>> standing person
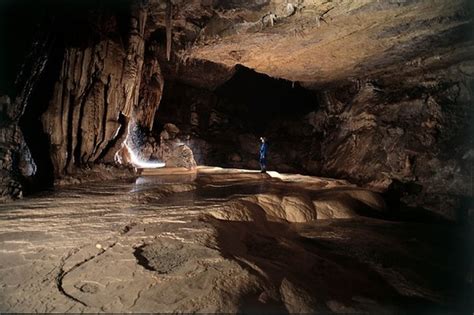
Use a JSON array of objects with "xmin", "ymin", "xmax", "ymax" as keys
[{"xmin": 259, "ymin": 137, "xmax": 268, "ymax": 173}]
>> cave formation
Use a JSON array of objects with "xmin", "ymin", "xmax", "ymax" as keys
[{"xmin": 0, "ymin": 0, "xmax": 473, "ymax": 313}]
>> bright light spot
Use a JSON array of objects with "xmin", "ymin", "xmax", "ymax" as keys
[
  {"xmin": 125, "ymin": 141, "xmax": 165, "ymax": 169},
  {"xmin": 118, "ymin": 122, "xmax": 165, "ymax": 169}
]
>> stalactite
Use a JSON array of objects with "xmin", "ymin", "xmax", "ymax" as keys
[
  {"xmin": 165, "ymin": 0, "xmax": 172, "ymax": 61},
  {"xmin": 135, "ymin": 50, "xmax": 164, "ymax": 130}
]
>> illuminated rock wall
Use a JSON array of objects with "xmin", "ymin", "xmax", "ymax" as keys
[{"xmin": 40, "ymin": 1, "xmax": 164, "ymax": 176}]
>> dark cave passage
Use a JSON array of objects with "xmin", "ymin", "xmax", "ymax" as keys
[{"xmin": 213, "ymin": 65, "xmax": 317, "ymax": 133}]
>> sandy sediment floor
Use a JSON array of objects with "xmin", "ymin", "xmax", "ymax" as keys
[{"xmin": 0, "ymin": 167, "xmax": 471, "ymax": 313}]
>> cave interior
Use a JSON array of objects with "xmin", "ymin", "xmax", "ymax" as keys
[{"xmin": 0, "ymin": 0, "xmax": 473, "ymax": 313}]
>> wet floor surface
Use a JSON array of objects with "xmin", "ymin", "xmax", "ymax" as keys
[{"xmin": 0, "ymin": 170, "xmax": 472, "ymax": 313}]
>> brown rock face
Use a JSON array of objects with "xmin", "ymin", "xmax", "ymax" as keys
[
  {"xmin": 187, "ymin": 0, "xmax": 473, "ymax": 84},
  {"xmin": 41, "ymin": 39, "xmax": 128, "ymax": 176},
  {"xmin": 0, "ymin": 96, "xmax": 35, "ymax": 200},
  {"xmin": 314, "ymin": 71, "xmax": 473, "ymax": 218},
  {"xmin": 0, "ymin": 1, "xmax": 171, "ymax": 197},
  {"xmin": 39, "ymin": 1, "xmax": 164, "ymax": 177},
  {"xmin": 136, "ymin": 43, "xmax": 164, "ymax": 129},
  {"xmin": 158, "ymin": 123, "xmax": 197, "ymax": 169}
]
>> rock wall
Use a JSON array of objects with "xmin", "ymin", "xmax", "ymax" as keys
[
  {"xmin": 32, "ymin": 0, "xmax": 170, "ymax": 181},
  {"xmin": 1, "ymin": 0, "xmax": 168, "ymax": 198},
  {"xmin": 41, "ymin": 1, "xmax": 152, "ymax": 177},
  {"xmin": 0, "ymin": 96, "xmax": 36, "ymax": 200},
  {"xmin": 0, "ymin": 17, "xmax": 51, "ymax": 199},
  {"xmin": 313, "ymin": 66, "xmax": 473, "ymax": 219}
]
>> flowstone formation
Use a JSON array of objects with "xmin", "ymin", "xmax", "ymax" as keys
[
  {"xmin": 41, "ymin": 1, "xmax": 156, "ymax": 176},
  {"xmin": 1, "ymin": 0, "xmax": 165, "ymax": 194}
]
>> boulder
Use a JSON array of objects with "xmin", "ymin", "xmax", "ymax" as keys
[{"xmin": 164, "ymin": 144, "xmax": 197, "ymax": 169}]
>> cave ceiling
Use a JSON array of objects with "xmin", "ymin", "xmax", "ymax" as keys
[{"xmin": 147, "ymin": 0, "xmax": 473, "ymax": 86}]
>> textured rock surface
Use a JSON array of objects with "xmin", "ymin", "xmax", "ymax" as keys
[
  {"xmin": 187, "ymin": 0, "xmax": 473, "ymax": 84},
  {"xmin": 0, "ymin": 17, "xmax": 51, "ymax": 198},
  {"xmin": 41, "ymin": 2, "xmax": 152, "ymax": 177},
  {"xmin": 157, "ymin": 123, "xmax": 197, "ymax": 169},
  {"xmin": 312, "ymin": 70, "xmax": 474, "ymax": 218},
  {"xmin": 0, "ymin": 127, "xmax": 36, "ymax": 200}
]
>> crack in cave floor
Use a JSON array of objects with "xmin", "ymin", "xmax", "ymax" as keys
[{"xmin": 0, "ymin": 167, "xmax": 471, "ymax": 313}]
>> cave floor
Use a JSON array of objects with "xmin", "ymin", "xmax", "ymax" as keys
[{"xmin": 0, "ymin": 167, "xmax": 471, "ymax": 313}]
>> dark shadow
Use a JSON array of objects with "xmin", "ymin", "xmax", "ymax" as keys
[
  {"xmin": 0, "ymin": 0, "xmax": 131, "ymax": 95},
  {"xmin": 203, "ymin": 212, "xmax": 472, "ymax": 314},
  {"xmin": 18, "ymin": 42, "xmax": 63, "ymax": 192},
  {"xmin": 215, "ymin": 65, "xmax": 316, "ymax": 134},
  {"xmin": 133, "ymin": 245, "xmax": 156, "ymax": 272},
  {"xmin": 381, "ymin": 180, "xmax": 461, "ymax": 224}
]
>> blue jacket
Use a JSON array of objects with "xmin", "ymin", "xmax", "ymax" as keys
[{"xmin": 260, "ymin": 142, "xmax": 268, "ymax": 159}]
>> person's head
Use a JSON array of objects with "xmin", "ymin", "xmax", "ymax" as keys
[{"xmin": 260, "ymin": 137, "xmax": 265, "ymax": 143}]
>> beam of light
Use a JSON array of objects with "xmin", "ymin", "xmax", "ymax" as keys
[
  {"xmin": 124, "ymin": 141, "xmax": 165, "ymax": 168},
  {"xmin": 120, "ymin": 123, "xmax": 165, "ymax": 168}
]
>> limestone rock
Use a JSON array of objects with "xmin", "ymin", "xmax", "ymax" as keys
[
  {"xmin": 0, "ymin": 96, "xmax": 36, "ymax": 200},
  {"xmin": 40, "ymin": 2, "xmax": 160, "ymax": 177},
  {"xmin": 158, "ymin": 124, "xmax": 197, "ymax": 169},
  {"xmin": 187, "ymin": 0, "xmax": 473, "ymax": 85},
  {"xmin": 162, "ymin": 123, "xmax": 180, "ymax": 139}
]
